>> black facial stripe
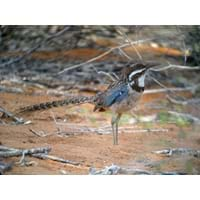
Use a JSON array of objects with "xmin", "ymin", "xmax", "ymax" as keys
[
  {"xmin": 129, "ymin": 73, "xmax": 145, "ymax": 92},
  {"xmin": 131, "ymin": 84, "xmax": 144, "ymax": 92}
]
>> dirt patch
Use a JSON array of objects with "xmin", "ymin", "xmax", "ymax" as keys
[
  {"xmin": 0, "ymin": 27, "xmax": 200, "ymax": 174},
  {"xmin": 1, "ymin": 89, "xmax": 199, "ymax": 174}
]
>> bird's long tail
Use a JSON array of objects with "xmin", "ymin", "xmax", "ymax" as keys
[{"xmin": 16, "ymin": 96, "xmax": 96, "ymax": 114}]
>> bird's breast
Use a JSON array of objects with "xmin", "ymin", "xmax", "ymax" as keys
[{"xmin": 110, "ymin": 90, "xmax": 142, "ymax": 114}]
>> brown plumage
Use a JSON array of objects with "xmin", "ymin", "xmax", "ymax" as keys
[
  {"xmin": 15, "ymin": 63, "xmax": 152, "ymax": 145},
  {"xmin": 16, "ymin": 96, "xmax": 96, "ymax": 114}
]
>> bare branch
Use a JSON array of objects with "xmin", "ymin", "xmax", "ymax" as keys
[
  {"xmin": 0, "ymin": 145, "xmax": 79, "ymax": 167},
  {"xmin": 111, "ymin": 72, "xmax": 120, "ymax": 80},
  {"xmin": 16, "ymin": 151, "xmax": 37, "ymax": 166},
  {"xmin": 0, "ymin": 146, "xmax": 51, "ymax": 158},
  {"xmin": 0, "ymin": 161, "xmax": 13, "ymax": 174},
  {"xmin": 149, "ymin": 75, "xmax": 171, "ymax": 92},
  {"xmin": 98, "ymin": 71, "xmax": 117, "ymax": 81},
  {"xmin": 118, "ymin": 47, "xmax": 133, "ymax": 60},
  {"xmin": 58, "ymin": 38, "xmax": 153, "ymax": 74},
  {"xmin": 89, "ymin": 164, "xmax": 186, "ymax": 175},
  {"xmin": 117, "ymin": 28, "xmax": 143, "ymax": 61},
  {"xmin": 151, "ymin": 64, "xmax": 200, "ymax": 72},
  {"xmin": 29, "ymin": 129, "xmax": 49, "ymax": 137},
  {"xmin": 149, "ymin": 75, "xmax": 200, "ymax": 113},
  {"xmin": 0, "ymin": 106, "xmax": 26, "ymax": 124},
  {"xmin": 53, "ymin": 122, "xmax": 168, "ymax": 135},
  {"xmin": 32, "ymin": 154, "xmax": 80, "ymax": 166},
  {"xmin": 147, "ymin": 75, "xmax": 195, "ymax": 106},
  {"xmin": 153, "ymin": 148, "xmax": 200, "ymax": 158},
  {"xmin": 144, "ymin": 84, "xmax": 200, "ymax": 94},
  {"xmin": 0, "ymin": 85, "xmax": 23, "ymax": 93}
]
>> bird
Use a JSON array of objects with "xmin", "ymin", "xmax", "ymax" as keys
[{"xmin": 16, "ymin": 63, "xmax": 151, "ymax": 145}]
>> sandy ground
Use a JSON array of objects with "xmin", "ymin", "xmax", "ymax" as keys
[
  {"xmin": 0, "ymin": 37, "xmax": 199, "ymax": 174},
  {"xmin": 0, "ymin": 88, "xmax": 200, "ymax": 175}
]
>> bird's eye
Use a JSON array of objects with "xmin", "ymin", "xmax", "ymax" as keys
[{"xmin": 129, "ymin": 80, "xmax": 134, "ymax": 86}]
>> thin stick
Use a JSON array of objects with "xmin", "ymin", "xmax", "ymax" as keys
[
  {"xmin": 53, "ymin": 122, "xmax": 168, "ymax": 135},
  {"xmin": 111, "ymin": 72, "xmax": 120, "ymax": 80},
  {"xmin": 0, "ymin": 26, "xmax": 70, "ymax": 68},
  {"xmin": 144, "ymin": 84, "xmax": 200, "ymax": 94},
  {"xmin": 149, "ymin": 75, "xmax": 171, "ymax": 91},
  {"xmin": 98, "ymin": 71, "xmax": 117, "ymax": 81},
  {"xmin": 117, "ymin": 28, "xmax": 143, "ymax": 61},
  {"xmin": 0, "ymin": 106, "xmax": 25, "ymax": 124},
  {"xmin": 118, "ymin": 47, "xmax": 133, "ymax": 60},
  {"xmin": 0, "ymin": 85, "xmax": 23, "ymax": 93},
  {"xmin": 32, "ymin": 154, "xmax": 80, "ymax": 166},
  {"xmin": 119, "ymin": 168, "xmax": 185, "ymax": 175},
  {"xmin": 58, "ymin": 38, "xmax": 153, "ymax": 74},
  {"xmin": 16, "ymin": 150, "xmax": 37, "ymax": 166},
  {"xmin": 0, "ymin": 145, "xmax": 17, "ymax": 151},
  {"xmin": 167, "ymin": 95, "xmax": 188, "ymax": 105},
  {"xmin": 149, "ymin": 72, "xmax": 200, "ymax": 113},
  {"xmin": 0, "ymin": 161, "xmax": 13, "ymax": 174},
  {"xmin": 153, "ymin": 148, "xmax": 200, "ymax": 157},
  {"xmin": 150, "ymin": 64, "xmax": 200, "ymax": 72},
  {"xmin": 147, "ymin": 75, "xmax": 195, "ymax": 105},
  {"xmin": 29, "ymin": 128, "xmax": 49, "ymax": 137},
  {"xmin": 0, "ymin": 146, "xmax": 51, "ymax": 157}
]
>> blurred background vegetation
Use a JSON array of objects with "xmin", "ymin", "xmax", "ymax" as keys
[{"xmin": 0, "ymin": 25, "xmax": 199, "ymax": 84}]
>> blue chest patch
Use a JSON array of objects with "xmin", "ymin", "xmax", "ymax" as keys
[{"xmin": 103, "ymin": 83, "xmax": 129, "ymax": 107}]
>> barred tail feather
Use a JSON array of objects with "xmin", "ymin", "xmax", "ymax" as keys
[{"xmin": 16, "ymin": 96, "xmax": 95, "ymax": 114}]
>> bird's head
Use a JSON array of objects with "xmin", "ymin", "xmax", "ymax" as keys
[{"xmin": 122, "ymin": 63, "xmax": 149, "ymax": 92}]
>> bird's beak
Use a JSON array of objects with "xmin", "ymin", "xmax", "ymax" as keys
[{"xmin": 146, "ymin": 62, "xmax": 162, "ymax": 70}]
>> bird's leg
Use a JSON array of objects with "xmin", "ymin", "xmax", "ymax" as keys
[{"xmin": 111, "ymin": 113, "xmax": 122, "ymax": 145}]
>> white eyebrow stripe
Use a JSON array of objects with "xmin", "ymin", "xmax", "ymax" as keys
[{"xmin": 129, "ymin": 68, "xmax": 145, "ymax": 80}]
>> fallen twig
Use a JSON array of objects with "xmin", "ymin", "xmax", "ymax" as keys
[
  {"xmin": 0, "ymin": 106, "xmax": 28, "ymax": 125},
  {"xmin": 0, "ymin": 146, "xmax": 51, "ymax": 158},
  {"xmin": 0, "ymin": 85, "xmax": 23, "ymax": 93},
  {"xmin": 0, "ymin": 161, "xmax": 13, "ymax": 174},
  {"xmin": 89, "ymin": 164, "xmax": 186, "ymax": 175},
  {"xmin": 29, "ymin": 129, "xmax": 49, "ymax": 137},
  {"xmin": 0, "ymin": 145, "xmax": 79, "ymax": 168},
  {"xmin": 153, "ymin": 148, "xmax": 200, "ymax": 158},
  {"xmin": 32, "ymin": 154, "xmax": 80, "ymax": 166},
  {"xmin": 0, "ymin": 146, "xmax": 16, "ymax": 151},
  {"xmin": 89, "ymin": 164, "xmax": 121, "ymax": 175},
  {"xmin": 53, "ymin": 122, "xmax": 168, "ymax": 135},
  {"xmin": 16, "ymin": 151, "xmax": 37, "ymax": 166}
]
